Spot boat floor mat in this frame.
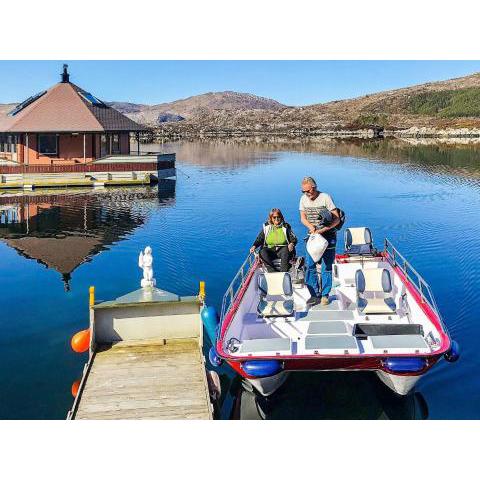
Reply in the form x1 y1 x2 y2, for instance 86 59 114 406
370 335 428 349
308 321 348 334
239 337 291 353
305 335 358 351
301 310 355 321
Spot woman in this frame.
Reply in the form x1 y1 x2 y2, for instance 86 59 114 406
250 208 297 272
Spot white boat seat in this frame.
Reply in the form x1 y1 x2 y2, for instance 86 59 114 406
257 272 294 317
355 268 396 314
239 337 291 353
257 299 294 317
308 321 348 334
345 227 374 255
305 335 358 351
370 335 428 350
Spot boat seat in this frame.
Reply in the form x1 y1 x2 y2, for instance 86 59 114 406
305 335 359 351
345 227 374 255
239 337 291 353
355 268 396 314
257 272 294 317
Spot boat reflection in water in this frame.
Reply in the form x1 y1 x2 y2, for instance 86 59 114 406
222 371 429 420
0 180 175 291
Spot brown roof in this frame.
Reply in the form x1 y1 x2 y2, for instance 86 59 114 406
0 81 146 133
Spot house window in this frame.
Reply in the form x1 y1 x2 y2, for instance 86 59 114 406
112 134 120 154
100 134 108 157
38 134 57 155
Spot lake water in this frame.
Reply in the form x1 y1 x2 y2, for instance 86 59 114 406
1 138 479 419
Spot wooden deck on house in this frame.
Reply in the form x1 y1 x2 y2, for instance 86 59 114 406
70 338 212 420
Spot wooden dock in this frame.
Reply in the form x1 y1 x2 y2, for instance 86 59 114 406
68 286 213 420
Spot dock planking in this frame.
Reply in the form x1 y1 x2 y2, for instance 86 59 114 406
72 338 213 420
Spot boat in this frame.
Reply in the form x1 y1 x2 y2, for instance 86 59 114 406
213 227 459 396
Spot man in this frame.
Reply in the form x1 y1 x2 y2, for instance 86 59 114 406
299 176 340 306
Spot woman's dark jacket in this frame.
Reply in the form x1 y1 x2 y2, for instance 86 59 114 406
252 222 298 249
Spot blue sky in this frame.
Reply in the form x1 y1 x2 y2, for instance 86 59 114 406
1 60 480 106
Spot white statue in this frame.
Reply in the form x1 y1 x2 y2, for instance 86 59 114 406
138 246 156 288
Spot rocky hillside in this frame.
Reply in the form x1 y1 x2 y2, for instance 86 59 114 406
119 72 480 134
118 91 286 125
0 103 16 116
3 72 480 135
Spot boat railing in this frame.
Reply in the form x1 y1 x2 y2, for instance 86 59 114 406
383 238 450 336
220 251 257 325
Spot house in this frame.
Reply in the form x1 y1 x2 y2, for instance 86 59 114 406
0 65 175 188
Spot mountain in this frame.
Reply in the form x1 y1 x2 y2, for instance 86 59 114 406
114 73 480 132
114 91 286 125
0 103 16 117
3 73 480 134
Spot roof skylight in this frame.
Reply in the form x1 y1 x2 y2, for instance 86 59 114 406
78 91 104 106
8 90 47 116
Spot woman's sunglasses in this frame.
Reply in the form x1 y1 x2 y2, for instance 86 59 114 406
272 216 282 220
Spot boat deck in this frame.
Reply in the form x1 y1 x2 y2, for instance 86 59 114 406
71 338 212 420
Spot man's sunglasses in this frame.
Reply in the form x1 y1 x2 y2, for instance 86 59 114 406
302 189 315 194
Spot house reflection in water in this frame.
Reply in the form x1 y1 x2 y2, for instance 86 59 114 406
0 180 175 290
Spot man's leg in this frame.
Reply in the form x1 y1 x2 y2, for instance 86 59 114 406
305 249 320 296
277 246 290 272
259 247 277 273
320 247 336 298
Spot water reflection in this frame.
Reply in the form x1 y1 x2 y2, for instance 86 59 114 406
0 181 175 290
224 373 429 420
145 137 480 181
138 139 278 168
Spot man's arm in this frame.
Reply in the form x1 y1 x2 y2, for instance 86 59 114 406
300 210 316 234
315 208 340 234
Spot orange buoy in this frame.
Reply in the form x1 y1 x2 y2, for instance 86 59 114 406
71 379 81 398
71 328 91 353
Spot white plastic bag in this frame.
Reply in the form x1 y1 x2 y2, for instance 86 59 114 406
306 233 328 262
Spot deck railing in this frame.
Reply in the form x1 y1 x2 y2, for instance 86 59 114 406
383 238 450 336
0 154 175 175
220 252 257 325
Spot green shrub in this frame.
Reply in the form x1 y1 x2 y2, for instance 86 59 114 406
407 88 480 117
355 113 389 127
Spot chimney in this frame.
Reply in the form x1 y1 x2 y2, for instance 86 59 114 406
61 64 70 83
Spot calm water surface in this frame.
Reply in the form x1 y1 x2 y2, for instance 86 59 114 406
1 138 479 419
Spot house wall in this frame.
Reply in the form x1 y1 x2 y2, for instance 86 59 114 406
15 133 133 165
20 133 95 165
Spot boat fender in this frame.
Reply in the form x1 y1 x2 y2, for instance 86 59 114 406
71 380 81 398
208 346 223 367
242 360 283 378
383 357 427 373
444 340 460 363
201 305 219 345
70 328 91 353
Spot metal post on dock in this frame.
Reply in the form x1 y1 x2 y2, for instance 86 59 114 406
89 286 95 307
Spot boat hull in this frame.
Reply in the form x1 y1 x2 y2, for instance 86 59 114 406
245 371 290 396
227 354 440 396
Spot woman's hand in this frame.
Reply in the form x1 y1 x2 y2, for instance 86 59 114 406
288 243 294 252
308 225 316 234
249 246 256 254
